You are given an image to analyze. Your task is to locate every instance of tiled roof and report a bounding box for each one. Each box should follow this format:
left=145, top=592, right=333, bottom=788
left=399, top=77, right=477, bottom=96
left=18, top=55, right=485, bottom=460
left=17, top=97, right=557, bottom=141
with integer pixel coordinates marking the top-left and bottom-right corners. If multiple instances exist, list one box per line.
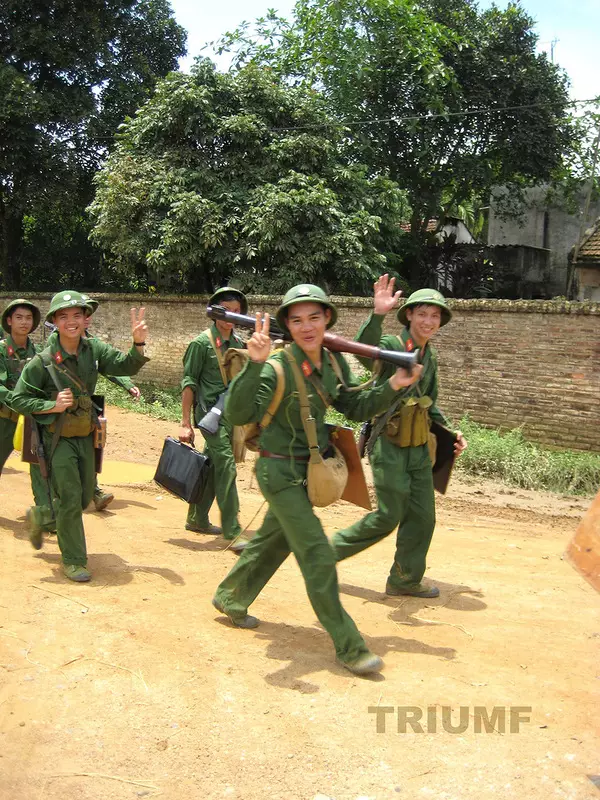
left=400, top=219, right=440, bottom=233
left=577, top=217, right=600, bottom=263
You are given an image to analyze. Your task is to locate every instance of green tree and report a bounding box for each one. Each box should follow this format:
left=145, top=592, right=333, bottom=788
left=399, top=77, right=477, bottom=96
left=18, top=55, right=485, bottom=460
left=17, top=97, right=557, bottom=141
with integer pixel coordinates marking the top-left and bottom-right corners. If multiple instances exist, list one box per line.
left=214, top=0, right=574, bottom=286
left=0, top=0, right=186, bottom=290
left=88, top=60, right=408, bottom=295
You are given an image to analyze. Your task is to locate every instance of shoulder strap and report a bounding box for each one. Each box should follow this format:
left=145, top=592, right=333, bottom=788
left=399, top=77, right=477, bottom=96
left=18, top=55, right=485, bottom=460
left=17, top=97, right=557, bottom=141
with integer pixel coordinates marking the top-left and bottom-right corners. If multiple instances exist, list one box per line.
left=205, top=328, right=228, bottom=387
left=283, top=349, right=320, bottom=460
left=259, top=358, right=285, bottom=429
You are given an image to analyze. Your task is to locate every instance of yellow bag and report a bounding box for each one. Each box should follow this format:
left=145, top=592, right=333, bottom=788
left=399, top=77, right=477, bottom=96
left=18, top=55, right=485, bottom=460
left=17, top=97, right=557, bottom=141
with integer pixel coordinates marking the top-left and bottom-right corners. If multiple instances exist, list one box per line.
left=13, top=414, right=24, bottom=451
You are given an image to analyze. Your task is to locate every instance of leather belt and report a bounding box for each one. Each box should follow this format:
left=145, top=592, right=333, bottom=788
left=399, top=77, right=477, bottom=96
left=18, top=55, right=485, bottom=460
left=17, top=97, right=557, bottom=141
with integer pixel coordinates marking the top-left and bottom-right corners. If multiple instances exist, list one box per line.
left=260, top=450, right=310, bottom=462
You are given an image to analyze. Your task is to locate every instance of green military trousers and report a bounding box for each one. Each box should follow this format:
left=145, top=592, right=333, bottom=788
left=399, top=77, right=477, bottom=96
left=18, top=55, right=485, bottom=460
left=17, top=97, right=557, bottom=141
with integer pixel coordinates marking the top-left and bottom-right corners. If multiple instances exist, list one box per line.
left=332, top=438, right=436, bottom=590
left=41, top=432, right=96, bottom=566
left=0, top=416, right=17, bottom=474
left=214, top=458, right=370, bottom=664
left=0, top=417, right=51, bottom=518
left=187, top=423, right=241, bottom=539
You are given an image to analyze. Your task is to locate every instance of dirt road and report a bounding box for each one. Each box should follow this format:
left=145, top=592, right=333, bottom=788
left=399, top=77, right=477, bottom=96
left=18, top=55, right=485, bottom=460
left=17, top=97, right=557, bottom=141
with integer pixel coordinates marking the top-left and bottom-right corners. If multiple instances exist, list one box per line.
left=1, top=408, right=598, bottom=800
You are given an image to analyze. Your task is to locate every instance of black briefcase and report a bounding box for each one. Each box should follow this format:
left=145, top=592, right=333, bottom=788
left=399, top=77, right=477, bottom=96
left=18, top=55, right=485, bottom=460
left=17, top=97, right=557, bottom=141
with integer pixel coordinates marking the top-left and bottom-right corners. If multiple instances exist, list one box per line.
left=154, top=437, right=211, bottom=504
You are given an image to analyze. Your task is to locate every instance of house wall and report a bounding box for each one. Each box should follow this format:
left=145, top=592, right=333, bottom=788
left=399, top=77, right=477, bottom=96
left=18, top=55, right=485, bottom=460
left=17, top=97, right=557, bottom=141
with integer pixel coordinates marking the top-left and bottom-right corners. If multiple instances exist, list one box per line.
left=4, top=292, right=599, bottom=453
left=488, top=186, right=600, bottom=297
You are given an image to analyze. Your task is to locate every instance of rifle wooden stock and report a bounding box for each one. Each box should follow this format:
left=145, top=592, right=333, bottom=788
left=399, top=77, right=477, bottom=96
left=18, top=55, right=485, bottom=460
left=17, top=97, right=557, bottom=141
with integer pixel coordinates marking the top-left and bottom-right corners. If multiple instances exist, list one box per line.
left=207, top=305, right=418, bottom=372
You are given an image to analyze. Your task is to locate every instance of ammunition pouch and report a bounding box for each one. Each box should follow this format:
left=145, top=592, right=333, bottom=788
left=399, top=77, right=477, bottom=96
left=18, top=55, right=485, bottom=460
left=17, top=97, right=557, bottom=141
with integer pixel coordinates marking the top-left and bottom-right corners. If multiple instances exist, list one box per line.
left=0, top=404, right=19, bottom=423
left=385, top=395, right=433, bottom=448
left=48, top=395, right=94, bottom=438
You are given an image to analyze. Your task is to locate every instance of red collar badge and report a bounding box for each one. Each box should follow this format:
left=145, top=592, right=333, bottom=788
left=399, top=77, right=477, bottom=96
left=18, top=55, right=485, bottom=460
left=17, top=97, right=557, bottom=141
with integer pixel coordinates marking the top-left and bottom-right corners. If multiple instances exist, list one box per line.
left=301, top=360, right=312, bottom=377
left=54, top=351, right=63, bottom=364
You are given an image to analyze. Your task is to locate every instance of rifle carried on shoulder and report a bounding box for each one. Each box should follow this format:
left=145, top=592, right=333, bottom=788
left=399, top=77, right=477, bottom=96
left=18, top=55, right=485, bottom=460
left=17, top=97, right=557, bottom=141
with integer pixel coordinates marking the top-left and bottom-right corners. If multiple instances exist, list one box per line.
left=198, top=305, right=419, bottom=436
left=206, top=305, right=419, bottom=372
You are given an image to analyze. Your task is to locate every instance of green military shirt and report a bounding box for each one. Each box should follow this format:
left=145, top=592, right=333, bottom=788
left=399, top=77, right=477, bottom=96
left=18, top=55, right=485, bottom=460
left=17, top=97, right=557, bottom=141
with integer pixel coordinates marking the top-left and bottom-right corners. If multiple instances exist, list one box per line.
left=181, top=323, right=245, bottom=419
left=9, top=332, right=148, bottom=426
left=0, top=335, right=38, bottom=409
left=226, top=342, right=399, bottom=458
left=84, top=332, right=135, bottom=393
left=355, top=312, right=450, bottom=428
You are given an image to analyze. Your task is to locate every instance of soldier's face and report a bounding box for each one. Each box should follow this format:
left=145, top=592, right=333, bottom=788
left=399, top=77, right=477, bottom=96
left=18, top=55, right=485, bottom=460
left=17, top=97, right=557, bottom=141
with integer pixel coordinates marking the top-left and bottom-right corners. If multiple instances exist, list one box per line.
left=286, top=302, right=331, bottom=354
left=7, top=308, right=34, bottom=337
left=215, top=299, right=241, bottom=335
left=53, top=307, right=86, bottom=342
left=405, top=304, right=441, bottom=344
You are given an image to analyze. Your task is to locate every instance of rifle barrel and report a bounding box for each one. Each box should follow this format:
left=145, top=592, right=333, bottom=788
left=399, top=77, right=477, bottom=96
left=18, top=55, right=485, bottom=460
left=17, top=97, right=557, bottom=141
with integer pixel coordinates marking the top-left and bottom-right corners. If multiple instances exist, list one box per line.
left=206, top=305, right=418, bottom=372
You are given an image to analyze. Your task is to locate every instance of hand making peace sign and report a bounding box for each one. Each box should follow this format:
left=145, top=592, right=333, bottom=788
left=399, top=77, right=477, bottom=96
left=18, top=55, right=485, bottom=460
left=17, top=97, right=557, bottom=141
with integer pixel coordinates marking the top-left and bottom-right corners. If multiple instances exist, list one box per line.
left=247, top=312, right=271, bottom=363
left=130, top=307, right=148, bottom=344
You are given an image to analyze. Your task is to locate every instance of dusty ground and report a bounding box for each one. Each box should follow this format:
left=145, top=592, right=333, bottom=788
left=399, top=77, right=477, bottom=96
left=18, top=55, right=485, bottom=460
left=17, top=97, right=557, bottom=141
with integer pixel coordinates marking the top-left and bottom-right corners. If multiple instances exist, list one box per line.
left=0, top=407, right=598, bottom=800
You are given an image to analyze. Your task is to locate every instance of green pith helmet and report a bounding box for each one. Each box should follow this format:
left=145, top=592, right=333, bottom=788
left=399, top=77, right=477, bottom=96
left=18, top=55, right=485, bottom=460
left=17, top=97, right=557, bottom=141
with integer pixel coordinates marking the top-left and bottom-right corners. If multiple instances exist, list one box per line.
left=276, top=284, right=337, bottom=330
left=80, top=294, right=99, bottom=313
left=45, top=290, right=93, bottom=323
left=2, top=299, right=41, bottom=334
left=397, top=288, right=452, bottom=327
left=208, top=286, right=248, bottom=315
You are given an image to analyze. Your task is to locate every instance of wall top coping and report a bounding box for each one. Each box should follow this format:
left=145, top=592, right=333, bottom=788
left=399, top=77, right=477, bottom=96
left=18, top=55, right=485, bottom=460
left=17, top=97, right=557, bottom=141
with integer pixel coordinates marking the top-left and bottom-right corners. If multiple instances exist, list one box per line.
left=2, top=293, right=600, bottom=316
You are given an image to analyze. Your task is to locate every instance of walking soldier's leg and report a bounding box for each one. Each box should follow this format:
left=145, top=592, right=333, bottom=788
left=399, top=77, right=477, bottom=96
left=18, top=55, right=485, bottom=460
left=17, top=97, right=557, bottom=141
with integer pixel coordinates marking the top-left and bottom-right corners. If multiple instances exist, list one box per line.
left=47, top=434, right=95, bottom=567
left=191, top=425, right=241, bottom=539
left=217, top=459, right=369, bottom=663
left=332, top=437, right=410, bottom=561
left=388, top=444, right=436, bottom=590
left=0, top=417, right=16, bottom=474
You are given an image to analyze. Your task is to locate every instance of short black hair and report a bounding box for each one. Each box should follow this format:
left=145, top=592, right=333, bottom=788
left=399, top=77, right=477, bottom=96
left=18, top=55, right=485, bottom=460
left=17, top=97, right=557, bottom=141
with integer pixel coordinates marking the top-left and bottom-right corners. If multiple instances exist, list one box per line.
left=218, top=292, right=242, bottom=305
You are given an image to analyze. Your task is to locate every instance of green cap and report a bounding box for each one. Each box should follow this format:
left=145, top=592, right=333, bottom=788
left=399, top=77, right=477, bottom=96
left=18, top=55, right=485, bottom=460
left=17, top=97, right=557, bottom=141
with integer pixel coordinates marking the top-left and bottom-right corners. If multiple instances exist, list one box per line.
left=45, top=290, right=93, bottom=323
left=209, top=287, right=248, bottom=315
left=80, top=294, right=99, bottom=313
left=275, top=284, right=337, bottom=330
left=2, top=299, right=41, bottom=334
left=397, top=288, right=452, bottom=327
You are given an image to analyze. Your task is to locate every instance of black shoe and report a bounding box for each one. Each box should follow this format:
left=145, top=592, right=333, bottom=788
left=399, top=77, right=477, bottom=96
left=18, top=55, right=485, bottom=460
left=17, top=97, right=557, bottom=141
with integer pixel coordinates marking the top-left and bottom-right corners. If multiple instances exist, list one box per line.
left=185, top=523, right=222, bottom=535
left=212, top=598, right=260, bottom=628
left=385, top=582, right=440, bottom=598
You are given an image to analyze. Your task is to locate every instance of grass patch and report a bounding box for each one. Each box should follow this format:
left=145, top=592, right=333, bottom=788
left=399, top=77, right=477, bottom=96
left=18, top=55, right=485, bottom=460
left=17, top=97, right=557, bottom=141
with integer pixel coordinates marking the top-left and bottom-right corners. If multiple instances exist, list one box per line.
left=455, top=417, right=600, bottom=497
left=97, top=375, right=181, bottom=423
left=98, top=376, right=600, bottom=497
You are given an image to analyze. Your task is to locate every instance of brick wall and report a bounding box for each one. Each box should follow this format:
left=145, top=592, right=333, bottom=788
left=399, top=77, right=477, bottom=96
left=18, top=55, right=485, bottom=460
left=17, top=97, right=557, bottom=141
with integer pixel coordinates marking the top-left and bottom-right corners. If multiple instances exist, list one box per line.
left=3, top=293, right=599, bottom=452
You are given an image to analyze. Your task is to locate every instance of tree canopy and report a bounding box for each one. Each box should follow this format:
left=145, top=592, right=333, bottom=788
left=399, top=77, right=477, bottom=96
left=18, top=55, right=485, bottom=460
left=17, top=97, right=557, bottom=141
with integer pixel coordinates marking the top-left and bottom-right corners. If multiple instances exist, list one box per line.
left=214, top=0, right=575, bottom=285
left=0, top=0, right=186, bottom=289
left=89, top=60, right=409, bottom=294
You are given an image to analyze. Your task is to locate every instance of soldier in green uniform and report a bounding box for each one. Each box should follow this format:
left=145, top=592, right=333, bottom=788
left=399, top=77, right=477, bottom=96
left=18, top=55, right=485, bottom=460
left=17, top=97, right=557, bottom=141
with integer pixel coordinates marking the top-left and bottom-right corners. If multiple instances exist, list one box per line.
left=0, top=300, right=52, bottom=527
left=81, top=294, right=141, bottom=512
left=179, top=287, right=248, bottom=553
left=332, top=276, right=467, bottom=598
left=212, top=284, right=422, bottom=676
left=9, top=290, right=149, bottom=582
